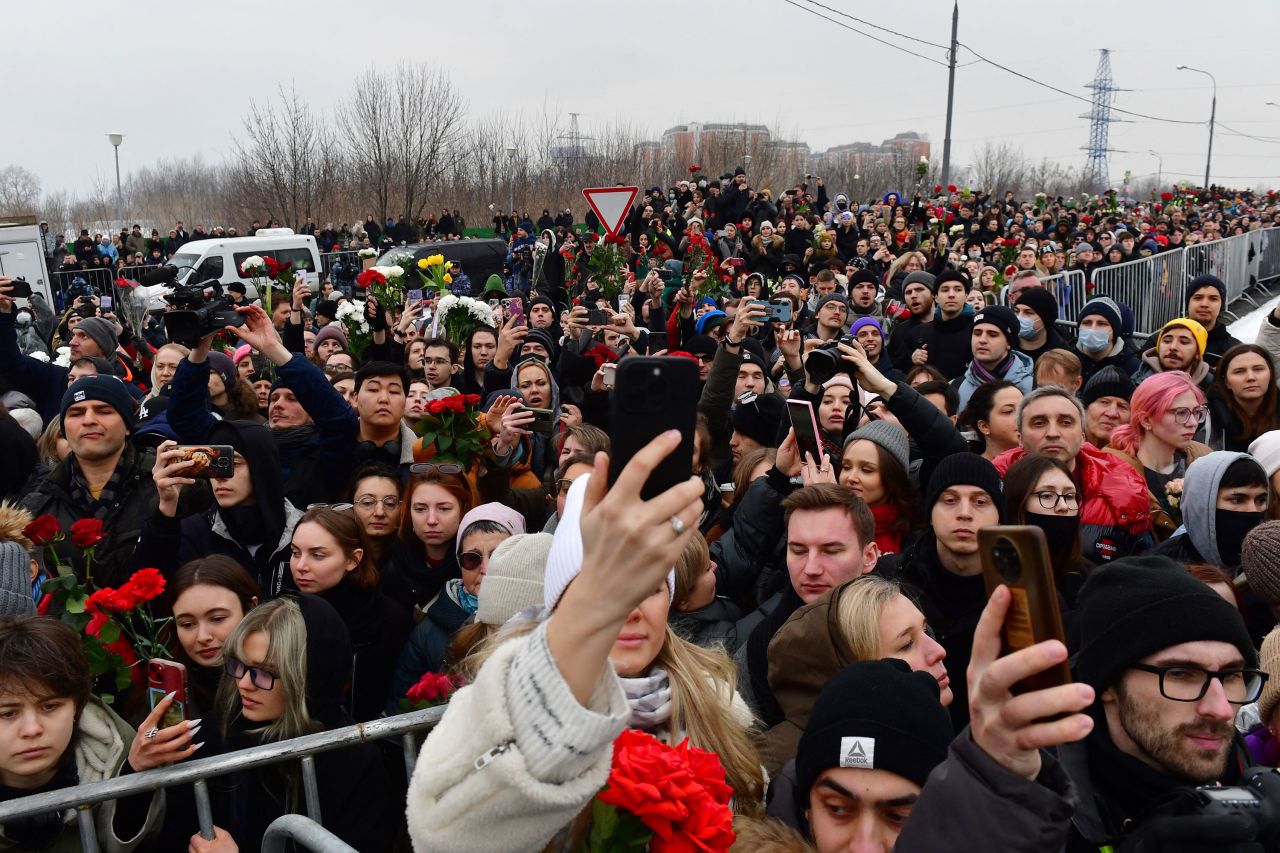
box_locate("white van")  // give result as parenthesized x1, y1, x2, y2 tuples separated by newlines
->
(165, 228, 321, 295)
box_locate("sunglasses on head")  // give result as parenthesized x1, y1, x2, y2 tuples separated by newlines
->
(410, 462, 464, 475)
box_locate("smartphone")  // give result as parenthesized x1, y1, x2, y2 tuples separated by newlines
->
(99, 295, 113, 310)
(505, 298, 525, 323)
(978, 526, 1072, 694)
(147, 659, 188, 728)
(786, 399, 823, 466)
(488, 298, 501, 309)
(7, 278, 32, 299)
(174, 445, 235, 479)
(525, 407, 557, 433)
(586, 307, 608, 326)
(602, 363, 617, 388)
(407, 288, 423, 304)
(608, 356, 698, 501)
(768, 299, 793, 323)
(294, 270, 307, 286)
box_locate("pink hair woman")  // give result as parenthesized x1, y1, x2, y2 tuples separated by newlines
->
(1104, 371, 1213, 539)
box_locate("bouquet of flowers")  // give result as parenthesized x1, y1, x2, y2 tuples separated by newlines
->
(357, 264, 406, 308)
(23, 515, 169, 698)
(434, 295, 495, 348)
(915, 155, 929, 183)
(415, 254, 451, 294)
(584, 235, 630, 300)
(683, 231, 724, 300)
(415, 393, 490, 467)
(1034, 192, 1048, 211)
(334, 300, 373, 359)
(397, 671, 463, 713)
(586, 729, 735, 853)
(239, 255, 295, 315)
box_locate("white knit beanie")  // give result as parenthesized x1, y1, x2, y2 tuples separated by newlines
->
(1249, 430, 1280, 479)
(476, 533, 552, 628)
(543, 473, 675, 611)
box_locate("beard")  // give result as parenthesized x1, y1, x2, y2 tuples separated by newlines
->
(1116, 685, 1234, 784)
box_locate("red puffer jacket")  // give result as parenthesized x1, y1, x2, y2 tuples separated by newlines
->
(992, 442, 1153, 563)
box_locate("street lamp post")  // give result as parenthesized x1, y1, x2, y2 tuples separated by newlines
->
(1176, 65, 1216, 189)
(1147, 150, 1163, 190)
(504, 145, 517, 220)
(107, 133, 124, 233)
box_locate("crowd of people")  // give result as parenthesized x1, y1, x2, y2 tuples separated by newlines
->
(2, 175, 1280, 851)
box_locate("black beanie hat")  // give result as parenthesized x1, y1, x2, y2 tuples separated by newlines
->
(1186, 274, 1227, 308)
(1077, 296, 1123, 339)
(925, 453, 1006, 521)
(1076, 555, 1257, 692)
(529, 295, 555, 313)
(1014, 286, 1059, 328)
(315, 299, 339, 321)
(932, 269, 971, 295)
(794, 660, 953, 816)
(972, 305, 1019, 349)
(60, 375, 136, 434)
(685, 334, 718, 358)
(730, 393, 784, 448)
(1082, 365, 1136, 408)
(848, 269, 880, 290)
(523, 328, 557, 358)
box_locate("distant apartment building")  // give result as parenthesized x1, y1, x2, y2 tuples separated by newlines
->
(634, 123, 928, 179)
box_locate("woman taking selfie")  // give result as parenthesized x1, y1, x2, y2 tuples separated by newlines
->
(407, 437, 764, 850)
(1105, 372, 1211, 539)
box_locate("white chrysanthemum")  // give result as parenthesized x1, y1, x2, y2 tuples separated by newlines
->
(240, 255, 265, 271)
(53, 346, 71, 367)
(29, 350, 50, 362)
(358, 248, 378, 258)
(392, 252, 414, 267)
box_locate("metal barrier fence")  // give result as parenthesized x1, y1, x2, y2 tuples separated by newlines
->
(262, 814, 356, 853)
(319, 250, 366, 286)
(0, 706, 445, 853)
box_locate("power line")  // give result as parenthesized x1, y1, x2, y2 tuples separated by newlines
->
(795, 0, 948, 50)
(957, 42, 1204, 126)
(1216, 122, 1280, 144)
(780, 0, 948, 67)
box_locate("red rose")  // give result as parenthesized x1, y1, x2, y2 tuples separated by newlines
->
(948, 184, 958, 193)
(1161, 192, 1174, 202)
(69, 518, 105, 549)
(122, 568, 165, 603)
(464, 394, 481, 406)
(406, 672, 461, 706)
(22, 515, 61, 546)
(426, 400, 446, 416)
(933, 184, 942, 194)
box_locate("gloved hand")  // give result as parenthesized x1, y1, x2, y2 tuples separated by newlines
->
(1116, 811, 1261, 853)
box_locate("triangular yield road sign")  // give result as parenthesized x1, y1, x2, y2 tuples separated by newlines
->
(582, 186, 639, 237)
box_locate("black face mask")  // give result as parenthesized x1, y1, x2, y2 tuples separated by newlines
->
(1025, 511, 1080, 556)
(1215, 509, 1264, 567)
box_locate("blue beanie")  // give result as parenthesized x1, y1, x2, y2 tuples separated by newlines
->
(60, 375, 136, 434)
(696, 310, 729, 336)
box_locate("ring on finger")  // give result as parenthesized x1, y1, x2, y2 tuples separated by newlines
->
(669, 515, 686, 536)
(144, 727, 159, 740)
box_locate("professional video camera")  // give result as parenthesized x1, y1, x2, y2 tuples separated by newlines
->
(142, 266, 244, 346)
(805, 335, 855, 385)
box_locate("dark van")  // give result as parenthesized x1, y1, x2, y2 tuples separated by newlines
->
(378, 239, 506, 294)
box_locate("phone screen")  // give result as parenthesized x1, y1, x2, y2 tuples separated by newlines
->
(99, 295, 113, 310)
(148, 687, 185, 728)
(787, 400, 823, 465)
(407, 289, 423, 304)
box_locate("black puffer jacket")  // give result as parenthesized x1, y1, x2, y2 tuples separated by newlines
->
(20, 445, 159, 588)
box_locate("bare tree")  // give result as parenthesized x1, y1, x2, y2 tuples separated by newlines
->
(230, 84, 339, 228)
(968, 142, 1029, 199)
(0, 166, 41, 215)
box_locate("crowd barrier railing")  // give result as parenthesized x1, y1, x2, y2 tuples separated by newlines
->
(0, 706, 445, 853)
(262, 814, 356, 853)
(319, 250, 365, 286)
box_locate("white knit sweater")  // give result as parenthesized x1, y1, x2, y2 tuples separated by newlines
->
(406, 620, 630, 853)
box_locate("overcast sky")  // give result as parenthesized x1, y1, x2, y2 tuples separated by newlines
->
(6, 0, 1279, 197)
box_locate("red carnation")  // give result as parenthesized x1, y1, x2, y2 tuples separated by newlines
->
(406, 672, 461, 706)
(356, 269, 386, 289)
(464, 394, 481, 406)
(1161, 192, 1174, 202)
(122, 568, 165, 603)
(948, 184, 958, 193)
(69, 518, 105, 549)
(933, 184, 943, 193)
(86, 611, 110, 637)
(22, 514, 61, 546)
(688, 164, 702, 174)
(1002, 237, 1021, 247)
(1004, 264, 1018, 277)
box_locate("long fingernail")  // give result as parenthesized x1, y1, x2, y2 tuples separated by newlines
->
(189, 725, 202, 738)
(164, 691, 176, 701)
(187, 718, 202, 729)
(191, 741, 205, 751)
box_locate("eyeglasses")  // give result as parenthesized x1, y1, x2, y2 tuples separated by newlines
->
(1130, 663, 1267, 705)
(1168, 405, 1209, 426)
(459, 550, 486, 572)
(410, 462, 464, 475)
(1033, 490, 1078, 510)
(226, 657, 278, 691)
(354, 496, 401, 511)
(306, 502, 354, 512)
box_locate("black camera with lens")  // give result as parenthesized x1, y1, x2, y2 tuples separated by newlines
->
(1186, 767, 1280, 847)
(162, 280, 244, 346)
(805, 336, 856, 385)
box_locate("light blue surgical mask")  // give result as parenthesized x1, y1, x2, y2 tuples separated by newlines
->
(1018, 316, 1039, 339)
(1077, 328, 1110, 354)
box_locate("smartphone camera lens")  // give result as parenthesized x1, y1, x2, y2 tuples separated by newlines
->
(993, 538, 1021, 583)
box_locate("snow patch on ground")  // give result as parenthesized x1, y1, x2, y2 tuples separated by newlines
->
(1227, 292, 1280, 344)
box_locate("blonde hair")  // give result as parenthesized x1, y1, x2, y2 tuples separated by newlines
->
(673, 532, 711, 606)
(833, 574, 906, 661)
(217, 597, 320, 744)
(36, 416, 64, 468)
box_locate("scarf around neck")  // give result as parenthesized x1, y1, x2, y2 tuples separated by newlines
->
(970, 351, 1014, 385)
(618, 667, 672, 730)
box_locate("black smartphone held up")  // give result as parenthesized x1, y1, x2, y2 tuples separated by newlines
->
(525, 407, 557, 433)
(786, 399, 823, 466)
(609, 356, 698, 500)
(8, 278, 33, 299)
(978, 525, 1072, 695)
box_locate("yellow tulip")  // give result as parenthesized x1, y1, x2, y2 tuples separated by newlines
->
(444, 273, 453, 283)
(417, 258, 429, 270)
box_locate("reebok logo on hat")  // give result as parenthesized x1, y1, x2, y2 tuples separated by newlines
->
(840, 736, 875, 770)
(73, 390, 86, 402)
